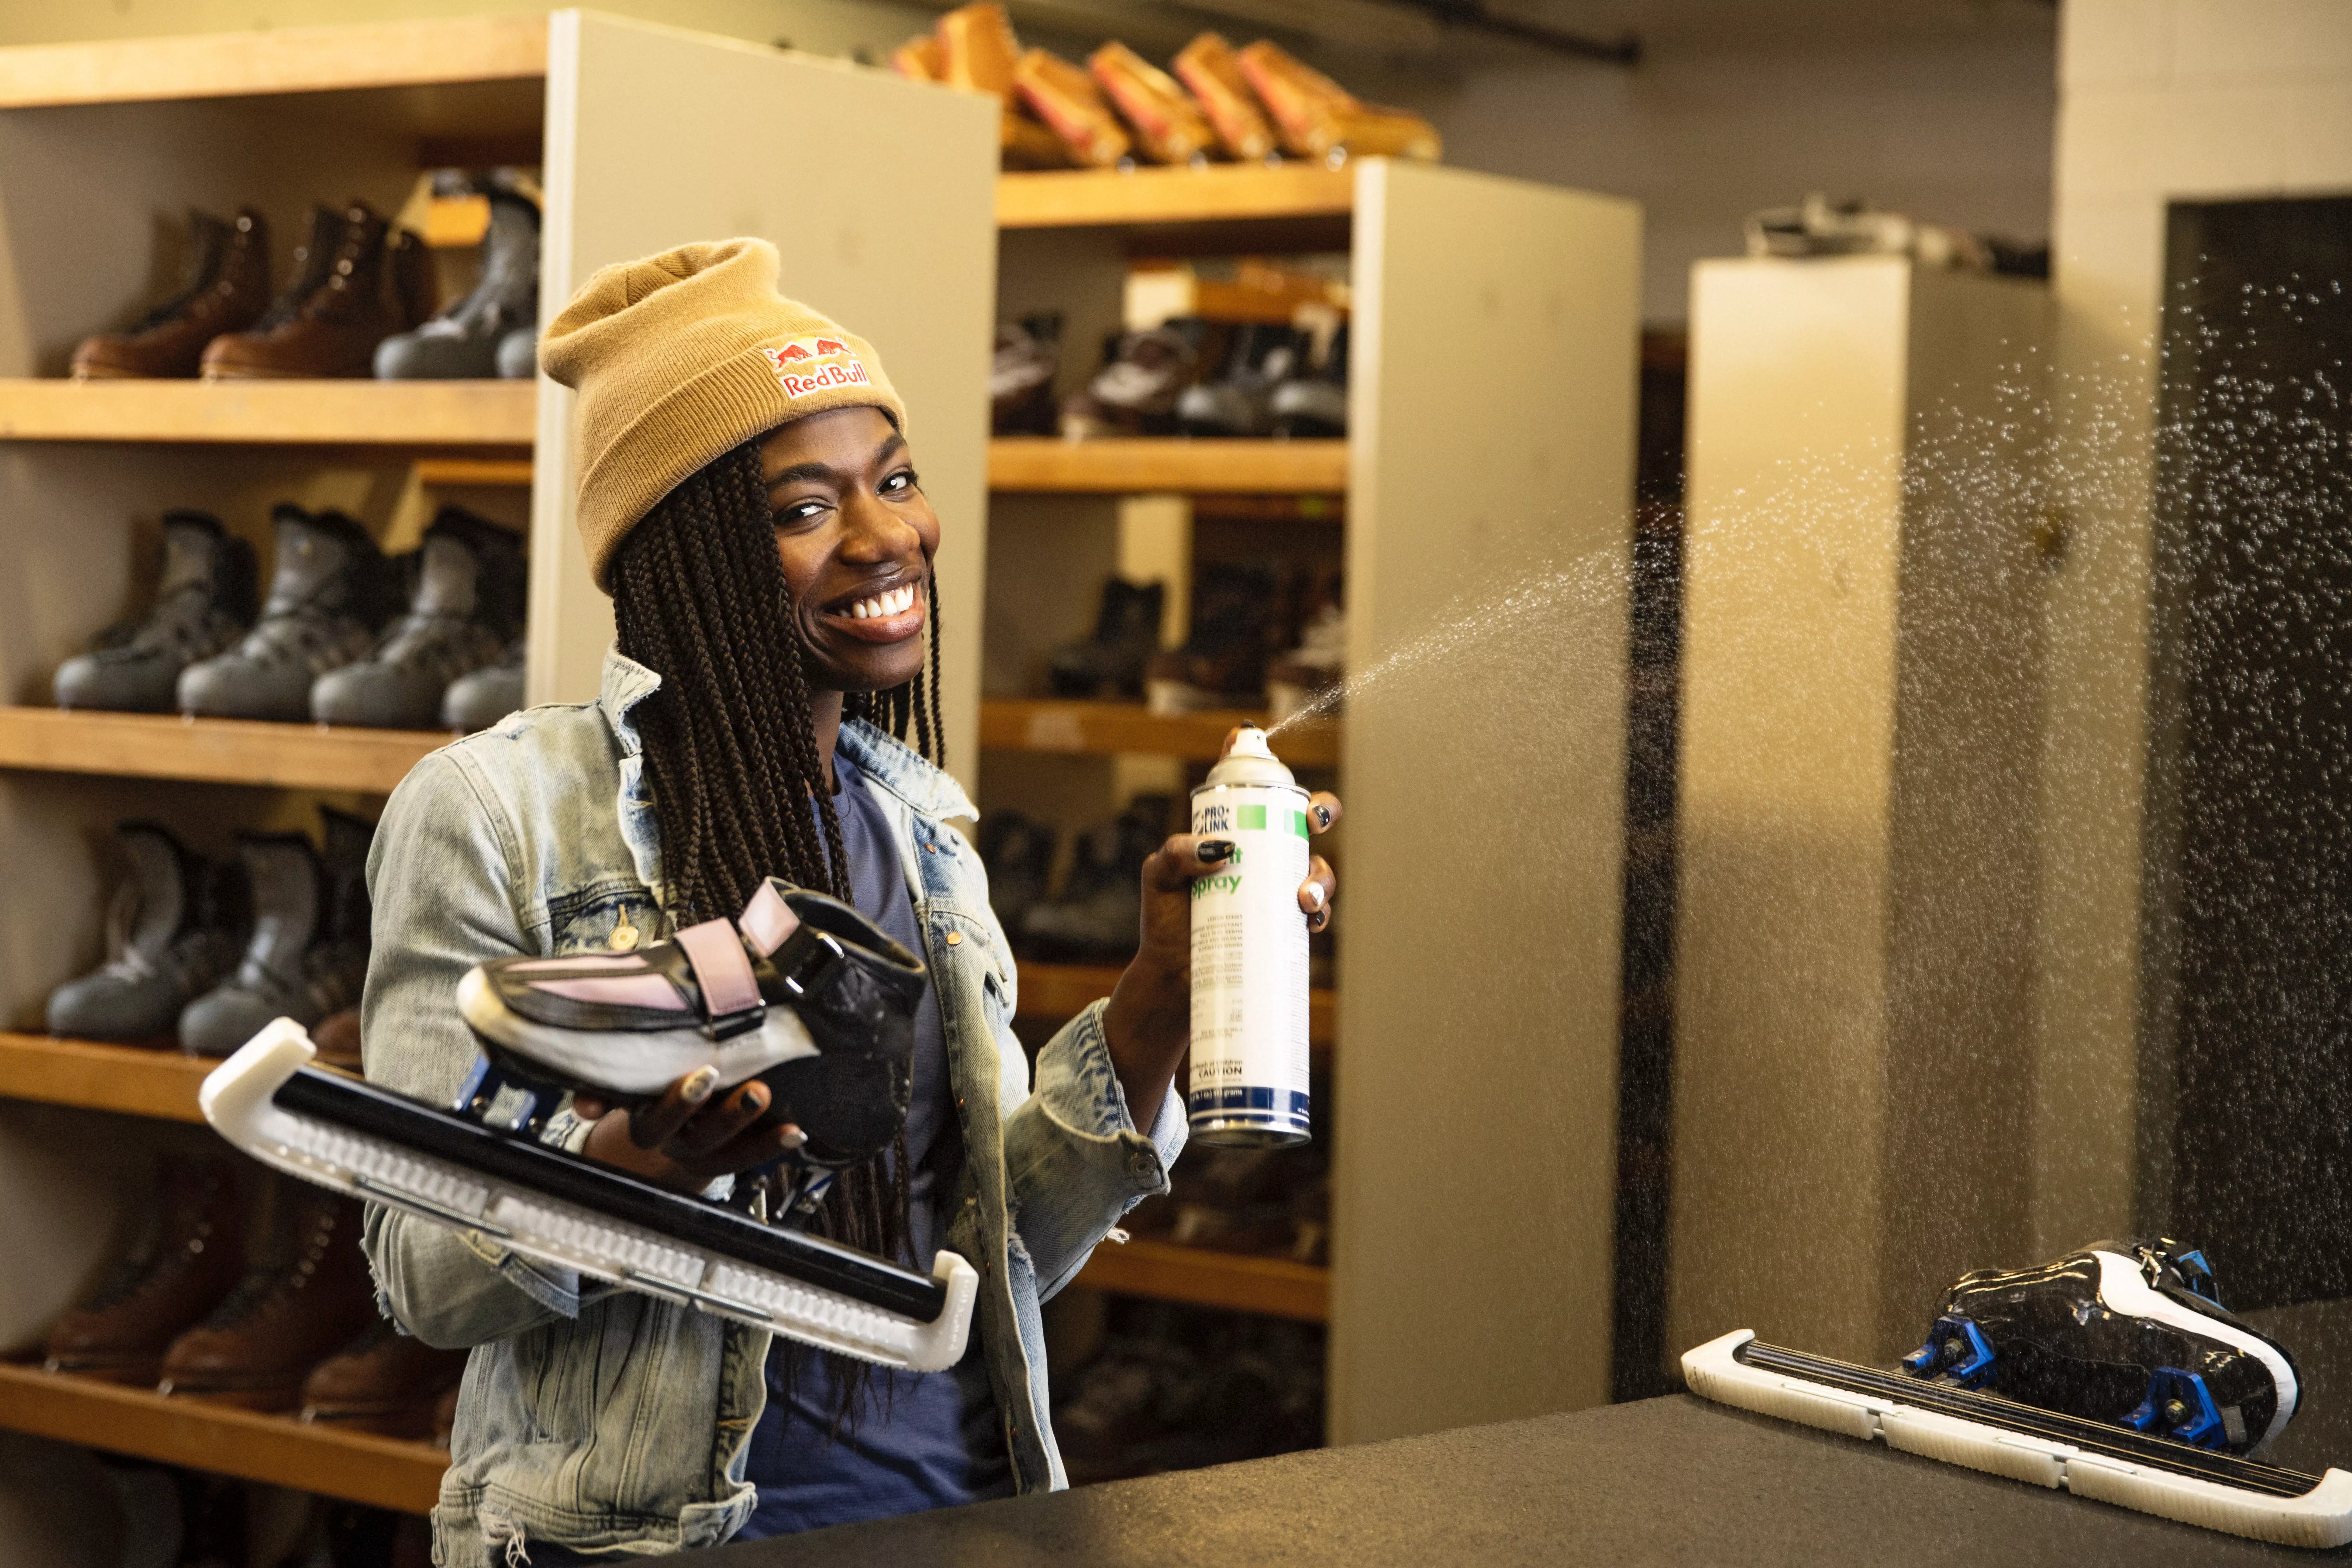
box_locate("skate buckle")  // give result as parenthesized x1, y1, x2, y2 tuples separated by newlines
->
(2126, 1367, 2229, 1449)
(1902, 1315, 1995, 1388)
(769, 926, 846, 1002)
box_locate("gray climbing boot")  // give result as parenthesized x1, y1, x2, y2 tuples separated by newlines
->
(48, 823, 248, 1043)
(311, 507, 524, 729)
(179, 809, 373, 1057)
(55, 513, 257, 712)
(373, 182, 539, 380)
(176, 507, 397, 722)
(441, 635, 526, 731)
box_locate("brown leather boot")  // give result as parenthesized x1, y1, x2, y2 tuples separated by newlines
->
(311, 1006, 363, 1070)
(72, 208, 271, 379)
(43, 1157, 246, 1383)
(157, 1180, 378, 1410)
(200, 201, 425, 380)
(299, 1319, 467, 1438)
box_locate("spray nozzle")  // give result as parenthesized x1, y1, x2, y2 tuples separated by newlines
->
(1204, 725, 1296, 789)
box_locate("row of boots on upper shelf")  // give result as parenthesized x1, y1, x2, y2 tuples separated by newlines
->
(53, 505, 525, 730)
(1048, 564, 1346, 721)
(996, 315, 1348, 442)
(71, 174, 539, 381)
(42, 1157, 463, 1442)
(45, 813, 370, 1057)
(898, 4, 1439, 171)
(980, 793, 1334, 982)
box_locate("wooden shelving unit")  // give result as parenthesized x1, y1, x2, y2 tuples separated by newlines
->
(1018, 962, 1336, 1048)
(1074, 1238, 1328, 1323)
(0, 1035, 207, 1124)
(0, 381, 535, 449)
(0, 1363, 444, 1513)
(979, 699, 1339, 768)
(415, 456, 535, 487)
(988, 437, 1346, 495)
(0, 708, 446, 793)
(997, 165, 1354, 231)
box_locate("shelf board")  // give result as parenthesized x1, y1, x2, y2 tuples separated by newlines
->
(998, 165, 1353, 231)
(1074, 1238, 1328, 1323)
(979, 700, 1339, 769)
(0, 1034, 207, 1124)
(414, 457, 534, 487)
(0, 1362, 443, 1513)
(0, 381, 535, 449)
(988, 438, 1346, 495)
(0, 708, 446, 793)
(0, 14, 547, 108)
(1018, 962, 1335, 1048)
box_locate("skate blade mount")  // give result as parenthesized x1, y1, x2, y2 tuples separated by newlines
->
(201, 1020, 978, 1373)
(1684, 1331, 2352, 1549)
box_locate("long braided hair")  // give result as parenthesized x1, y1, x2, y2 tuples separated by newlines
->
(609, 436, 943, 1423)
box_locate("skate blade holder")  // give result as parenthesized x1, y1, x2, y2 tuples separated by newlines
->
(1684, 1331, 2352, 1549)
(200, 1019, 978, 1373)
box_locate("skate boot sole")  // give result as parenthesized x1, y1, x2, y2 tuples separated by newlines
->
(457, 966, 822, 1101)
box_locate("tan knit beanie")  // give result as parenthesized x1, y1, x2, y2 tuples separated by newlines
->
(541, 238, 909, 592)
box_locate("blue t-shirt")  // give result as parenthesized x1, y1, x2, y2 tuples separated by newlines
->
(732, 750, 1013, 1540)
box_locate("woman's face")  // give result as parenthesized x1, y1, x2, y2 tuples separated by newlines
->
(759, 405, 941, 694)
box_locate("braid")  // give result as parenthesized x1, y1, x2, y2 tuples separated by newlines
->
(612, 438, 927, 1427)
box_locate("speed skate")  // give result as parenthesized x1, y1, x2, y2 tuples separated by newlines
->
(1683, 1240, 2352, 1548)
(198, 879, 977, 1373)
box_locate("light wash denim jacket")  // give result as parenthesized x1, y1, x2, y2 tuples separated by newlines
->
(358, 649, 1184, 1566)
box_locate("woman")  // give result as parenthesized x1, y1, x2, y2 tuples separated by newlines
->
(359, 240, 1340, 1565)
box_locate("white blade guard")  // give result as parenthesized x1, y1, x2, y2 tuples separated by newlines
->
(1683, 1330, 2352, 1550)
(202, 1019, 978, 1373)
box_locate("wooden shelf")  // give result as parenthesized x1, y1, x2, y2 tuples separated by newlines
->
(0, 708, 446, 793)
(998, 165, 1353, 231)
(0, 14, 547, 108)
(0, 1034, 207, 1124)
(414, 457, 534, 487)
(1019, 962, 1335, 1048)
(1074, 1238, 1328, 1323)
(988, 438, 1346, 495)
(0, 381, 536, 449)
(979, 700, 1339, 768)
(0, 1362, 443, 1513)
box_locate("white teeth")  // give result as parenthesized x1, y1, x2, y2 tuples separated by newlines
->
(844, 586, 916, 621)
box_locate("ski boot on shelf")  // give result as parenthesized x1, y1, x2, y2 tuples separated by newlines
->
(198, 878, 978, 1373)
(1899, 1238, 2297, 1455)
(1683, 1238, 2348, 1549)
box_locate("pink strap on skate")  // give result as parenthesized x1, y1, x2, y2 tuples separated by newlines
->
(676, 919, 761, 1019)
(738, 881, 800, 957)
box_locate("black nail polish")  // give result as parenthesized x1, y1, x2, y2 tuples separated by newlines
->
(1309, 907, 1331, 931)
(1314, 805, 1332, 829)
(1198, 840, 1234, 863)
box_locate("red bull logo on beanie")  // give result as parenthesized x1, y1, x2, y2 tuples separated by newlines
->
(760, 337, 871, 399)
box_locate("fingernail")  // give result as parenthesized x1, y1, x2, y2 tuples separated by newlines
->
(1303, 882, 1327, 910)
(1198, 841, 1234, 863)
(744, 1083, 769, 1112)
(1314, 805, 1333, 829)
(1309, 907, 1331, 931)
(780, 1126, 807, 1149)
(681, 1067, 718, 1105)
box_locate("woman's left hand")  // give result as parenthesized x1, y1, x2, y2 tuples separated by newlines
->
(1103, 732, 1340, 1120)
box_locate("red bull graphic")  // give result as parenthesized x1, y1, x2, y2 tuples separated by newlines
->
(770, 343, 813, 362)
(760, 337, 871, 398)
(814, 338, 846, 356)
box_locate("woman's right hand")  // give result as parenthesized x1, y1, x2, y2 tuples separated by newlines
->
(574, 1069, 805, 1192)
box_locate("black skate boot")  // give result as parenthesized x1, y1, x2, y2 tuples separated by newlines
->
(975, 809, 1056, 947)
(310, 507, 524, 729)
(373, 177, 539, 380)
(1022, 795, 1169, 963)
(178, 809, 372, 1056)
(55, 512, 257, 712)
(441, 633, 526, 731)
(1048, 576, 1164, 699)
(47, 823, 248, 1043)
(177, 506, 399, 722)
(1901, 1238, 2300, 1454)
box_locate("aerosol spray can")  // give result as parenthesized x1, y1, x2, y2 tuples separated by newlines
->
(1188, 726, 1311, 1147)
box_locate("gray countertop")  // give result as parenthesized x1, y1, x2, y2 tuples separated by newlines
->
(707, 1392, 2346, 1566)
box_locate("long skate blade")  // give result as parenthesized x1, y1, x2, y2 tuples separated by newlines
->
(1683, 1330, 2352, 1549)
(201, 1020, 977, 1373)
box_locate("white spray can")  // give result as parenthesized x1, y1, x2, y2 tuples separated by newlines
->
(1187, 726, 1312, 1147)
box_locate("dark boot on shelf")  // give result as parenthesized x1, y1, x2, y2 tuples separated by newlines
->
(158, 1179, 379, 1411)
(1059, 319, 1212, 439)
(494, 325, 537, 379)
(373, 181, 539, 380)
(1270, 320, 1348, 439)
(1177, 323, 1304, 439)
(310, 507, 524, 729)
(300, 1319, 468, 1438)
(200, 201, 430, 379)
(1143, 561, 1277, 715)
(975, 808, 1057, 945)
(311, 1006, 364, 1071)
(42, 1156, 247, 1384)
(1047, 576, 1165, 699)
(46, 822, 247, 1044)
(176, 506, 397, 723)
(54, 511, 258, 713)
(71, 208, 272, 380)
(439, 634, 526, 731)
(991, 312, 1061, 436)
(177, 809, 372, 1057)
(1021, 795, 1169, 964)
